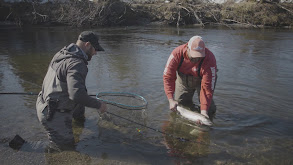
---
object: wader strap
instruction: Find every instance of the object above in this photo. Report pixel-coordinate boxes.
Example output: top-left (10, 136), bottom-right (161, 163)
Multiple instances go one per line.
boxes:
top-left (177, 54), bottom-right (187, 86)
top-left (177, 54), bottom-right (184, 71)
top-left (197, 57), bottom-right (205, 79)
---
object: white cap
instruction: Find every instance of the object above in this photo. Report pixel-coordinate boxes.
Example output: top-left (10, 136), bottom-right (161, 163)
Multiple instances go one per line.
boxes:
top-left (188, 36), bottom-right (206, 58)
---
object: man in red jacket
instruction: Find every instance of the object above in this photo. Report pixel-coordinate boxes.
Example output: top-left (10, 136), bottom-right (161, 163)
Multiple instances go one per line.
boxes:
top-left (163, 36), bottom-right (217, 119)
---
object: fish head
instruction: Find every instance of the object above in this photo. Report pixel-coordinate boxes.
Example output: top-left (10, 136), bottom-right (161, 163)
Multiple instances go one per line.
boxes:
top-left (201, 117), bottom-right (213, 126)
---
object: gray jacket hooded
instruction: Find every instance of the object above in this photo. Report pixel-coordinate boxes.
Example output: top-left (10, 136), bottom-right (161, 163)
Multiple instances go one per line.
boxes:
top-left (36, 43), bottom-right (101, 113)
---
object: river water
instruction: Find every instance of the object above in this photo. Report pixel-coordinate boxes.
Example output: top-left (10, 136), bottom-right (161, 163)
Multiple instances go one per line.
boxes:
top-left (0, 25), bottom-right (292, 165)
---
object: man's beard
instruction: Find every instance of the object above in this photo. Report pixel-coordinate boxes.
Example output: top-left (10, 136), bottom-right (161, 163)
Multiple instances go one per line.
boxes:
top-left (188, 54), bottom-right (199, 63)
top-left (190, 58), bottom-right (199, 63)
top-left (87, 55), bottom-right (92, 61)
top-left (86, 49), bottom-right (92, 61)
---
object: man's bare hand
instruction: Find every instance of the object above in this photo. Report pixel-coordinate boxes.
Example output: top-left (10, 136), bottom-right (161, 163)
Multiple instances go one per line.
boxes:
top-left (168, 99), bottom-right (178, 112)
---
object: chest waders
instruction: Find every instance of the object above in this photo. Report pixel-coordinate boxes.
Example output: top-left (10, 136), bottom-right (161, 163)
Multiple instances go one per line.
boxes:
top-left (36, 50), bottom-right (85, 151)
top-left (174, 54), bottom-right (204, 111)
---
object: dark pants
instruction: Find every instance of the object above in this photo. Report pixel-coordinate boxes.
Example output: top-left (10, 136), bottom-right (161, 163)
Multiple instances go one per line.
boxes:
top-left (37, 104), bottom-right (85, 151)
top-left (174, 72), bottom-right (217, 118)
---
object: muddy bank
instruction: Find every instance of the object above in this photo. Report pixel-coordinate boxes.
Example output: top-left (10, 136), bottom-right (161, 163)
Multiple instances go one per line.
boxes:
top-left (0, 0), bottom-right (293, 28)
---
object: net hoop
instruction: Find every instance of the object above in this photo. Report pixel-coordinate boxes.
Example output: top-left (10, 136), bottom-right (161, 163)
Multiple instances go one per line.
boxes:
top-left (96, 92), bottom-right (148, 110)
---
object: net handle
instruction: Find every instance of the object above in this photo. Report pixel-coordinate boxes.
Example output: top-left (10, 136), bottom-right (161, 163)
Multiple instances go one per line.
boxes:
top-left (96, 92), bottom-right (148, 110)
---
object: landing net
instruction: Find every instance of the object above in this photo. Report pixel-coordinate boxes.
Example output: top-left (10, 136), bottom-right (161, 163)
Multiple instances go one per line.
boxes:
top-left (96, 92), bottom-right (147, 110)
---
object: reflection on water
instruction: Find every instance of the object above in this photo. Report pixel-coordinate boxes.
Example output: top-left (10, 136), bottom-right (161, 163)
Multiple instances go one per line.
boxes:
top-left (0, 26), bottom-right (293, 164)
top-left (162, 112), bottom-right (211, 164)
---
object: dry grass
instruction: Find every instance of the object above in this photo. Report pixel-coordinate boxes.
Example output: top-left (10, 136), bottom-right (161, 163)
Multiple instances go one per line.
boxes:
top-left (221, 1), bottom-right (293, 27)
top-left (1, 0), bottom-right (293, 28)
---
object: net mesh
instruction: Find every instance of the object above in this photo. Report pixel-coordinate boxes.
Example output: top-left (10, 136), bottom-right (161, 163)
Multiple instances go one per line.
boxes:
top-left (96, 92), bottom-right (147, 110)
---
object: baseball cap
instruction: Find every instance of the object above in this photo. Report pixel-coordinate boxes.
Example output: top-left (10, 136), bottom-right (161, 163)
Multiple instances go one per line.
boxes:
top-left (187, 36), bottom-right (205, 58)
top-left (79, 31), bottom-right (104, 51)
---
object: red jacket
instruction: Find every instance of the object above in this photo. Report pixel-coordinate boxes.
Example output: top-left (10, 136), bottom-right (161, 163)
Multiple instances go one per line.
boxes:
top-left (163, 43), bottom-right (217, 111)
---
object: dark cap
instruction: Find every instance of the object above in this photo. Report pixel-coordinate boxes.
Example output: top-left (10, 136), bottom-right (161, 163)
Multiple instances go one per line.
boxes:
top-left (78, 31), bottom-right (104, 51)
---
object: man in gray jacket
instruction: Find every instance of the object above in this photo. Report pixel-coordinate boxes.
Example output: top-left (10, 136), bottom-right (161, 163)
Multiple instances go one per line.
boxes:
top-left (36, 31), bottom-right (107, 151)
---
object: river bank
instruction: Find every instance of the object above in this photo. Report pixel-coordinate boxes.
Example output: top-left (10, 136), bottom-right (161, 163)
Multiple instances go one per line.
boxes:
top-left (0, 0), bottom-right (293, 28)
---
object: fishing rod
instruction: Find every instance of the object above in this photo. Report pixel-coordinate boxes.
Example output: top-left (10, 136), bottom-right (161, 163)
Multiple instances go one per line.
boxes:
top-left (0, 91), bottom-right (214, 146)
top-left (0, 92), bottom-right (96, 97)
top-left (0, 92), bottom-right (38, 95)
top-left (0, 92), bottom-right (170, 136)
top-left (104, 110), bottom-right (189, 142)
top-left (104, 110), bottom-right (221, 148)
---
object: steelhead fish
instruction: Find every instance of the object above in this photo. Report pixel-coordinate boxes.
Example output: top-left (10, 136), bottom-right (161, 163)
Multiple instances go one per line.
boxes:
top-left (176, 106), bottom-right (213, 126)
